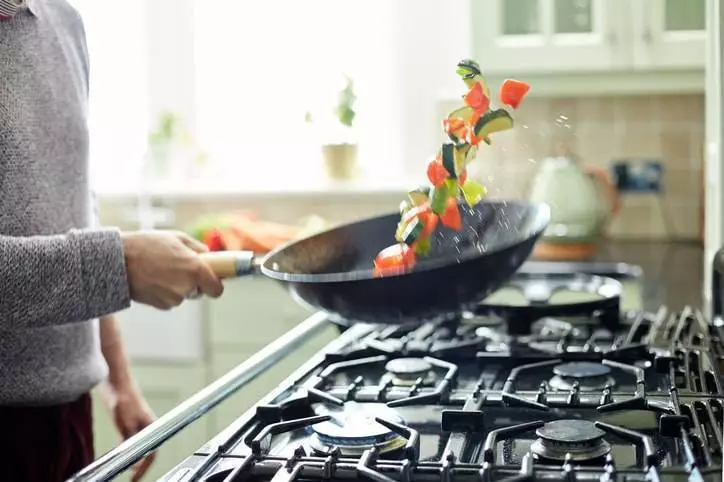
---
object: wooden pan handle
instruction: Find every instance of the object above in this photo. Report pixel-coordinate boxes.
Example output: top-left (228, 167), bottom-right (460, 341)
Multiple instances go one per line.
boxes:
top-left (199, 251), bottom-right (258, 279)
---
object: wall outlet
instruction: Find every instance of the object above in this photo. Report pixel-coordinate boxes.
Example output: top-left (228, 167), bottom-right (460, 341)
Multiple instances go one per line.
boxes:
top-left (610, 159), bottom-right (664, 193)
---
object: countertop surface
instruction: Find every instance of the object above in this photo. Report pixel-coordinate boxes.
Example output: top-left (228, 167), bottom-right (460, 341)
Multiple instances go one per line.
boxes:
top-left (587, 240), bottom-right (705, 314)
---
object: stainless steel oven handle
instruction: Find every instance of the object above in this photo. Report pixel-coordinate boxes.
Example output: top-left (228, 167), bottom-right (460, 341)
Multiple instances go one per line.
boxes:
top-left (712, 246), bottom-right (724, 321)
top-left (65, 311), bottom-right (331, 482)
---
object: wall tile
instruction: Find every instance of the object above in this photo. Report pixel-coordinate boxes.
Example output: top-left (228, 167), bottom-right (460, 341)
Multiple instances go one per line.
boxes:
top-left (661, 126), bottom-right (694, 167)
top-left (616, 95), bottom-right (655, 123)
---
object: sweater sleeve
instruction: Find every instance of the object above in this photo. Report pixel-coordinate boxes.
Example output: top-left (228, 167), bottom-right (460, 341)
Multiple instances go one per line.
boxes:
top-left (0, 228), bottom-right (131, 328)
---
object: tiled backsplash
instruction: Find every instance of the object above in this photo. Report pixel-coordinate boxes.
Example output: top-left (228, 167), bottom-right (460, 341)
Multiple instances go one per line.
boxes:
top-left (437, 94), bottom-right (705, 241)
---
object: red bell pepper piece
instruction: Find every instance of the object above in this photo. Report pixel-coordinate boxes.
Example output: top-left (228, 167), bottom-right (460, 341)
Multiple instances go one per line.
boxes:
top-left (373, 243), bottom-right (417, 276)
top-left (464, 82), bottom-right (491, 113)
top-left (499, 79), bottom-right (530, 109)
top-left (443, 117), bottom-right (469, 142)
top-left (440, 198), bottom-right (462, 230)
top-left (426, 160), bottom-right (450, 186)
top-left (203, 229), bottom-right (226, 251)
top-left (459, 169), bottom-right (468, 186)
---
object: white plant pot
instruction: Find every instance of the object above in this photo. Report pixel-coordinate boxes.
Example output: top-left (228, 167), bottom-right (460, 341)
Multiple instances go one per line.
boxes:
top-left (322, 143), bottom-right (358, 180)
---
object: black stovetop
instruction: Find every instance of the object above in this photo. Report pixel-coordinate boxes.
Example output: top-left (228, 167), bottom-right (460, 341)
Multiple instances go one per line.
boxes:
top-left (161, 272), bottom-right (724, 482)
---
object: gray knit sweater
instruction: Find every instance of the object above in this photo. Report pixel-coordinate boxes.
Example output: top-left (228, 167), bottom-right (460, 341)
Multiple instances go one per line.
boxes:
top-left (0, 0), bottom-right (131, 405)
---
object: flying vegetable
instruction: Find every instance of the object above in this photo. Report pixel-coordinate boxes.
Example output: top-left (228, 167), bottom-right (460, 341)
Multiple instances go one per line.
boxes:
top-left (373, 59), bottom-right (530, 276)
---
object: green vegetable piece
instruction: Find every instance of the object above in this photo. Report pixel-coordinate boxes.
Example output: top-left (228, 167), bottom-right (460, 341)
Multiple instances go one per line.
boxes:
top-left (395, 218), bottom-right (408, 243)
top-left (430, 183), bottom-right (450, 214)
top-left (440, 143), bottom-right (457, 179)
top-left (407, 186), bottom-right (431, 206)
top-left (463, 145), bottom-right (478, 167)
top-left (447, 105), bottom-right (475, 122)
top-left (461, 179), bottom-right (487, 206)
top-left (453, 145), bottom-right (468, 175)
top-left (414, 236), bottom-right (432, 256)
top-left (399, 199), bottom-right (412, 214)
top-left (401, 217), bottom-right (423, 246)
top-left (444, 178), bottom-right (459, 198)
top-left (473, 108), bottom-right (514, 139)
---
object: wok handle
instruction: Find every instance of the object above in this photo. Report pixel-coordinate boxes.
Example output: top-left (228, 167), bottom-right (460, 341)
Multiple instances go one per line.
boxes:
top-left (199, 251), bottom-right (259, 278)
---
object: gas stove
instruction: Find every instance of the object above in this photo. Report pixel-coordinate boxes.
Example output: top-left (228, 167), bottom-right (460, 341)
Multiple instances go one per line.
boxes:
top-left (159, 262), bottom-right (724, 482)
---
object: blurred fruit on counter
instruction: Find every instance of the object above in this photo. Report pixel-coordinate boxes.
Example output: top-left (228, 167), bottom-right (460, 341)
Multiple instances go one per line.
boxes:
top-left (187, 211), bottom-right (329, 254)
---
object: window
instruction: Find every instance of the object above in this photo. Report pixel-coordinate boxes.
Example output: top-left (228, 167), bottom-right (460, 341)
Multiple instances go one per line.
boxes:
top-left (192, 0), bottom-right (405, 188)
top-left (72, 0), bottom-right (409, 194)
top-left (68, 0), bottom-right (149, 192)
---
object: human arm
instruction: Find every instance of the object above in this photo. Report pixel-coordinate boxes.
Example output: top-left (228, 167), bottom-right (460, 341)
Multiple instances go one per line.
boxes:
top-left (99, 314), bottom-right (156, 481)
top-left (0, 229), bottom-right (131, 328)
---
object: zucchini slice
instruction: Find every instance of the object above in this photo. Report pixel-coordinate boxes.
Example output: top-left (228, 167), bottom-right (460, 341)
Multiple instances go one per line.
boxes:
top-left (473, 108), bottom-right (513, 139)
top-left (430, 183), bottom-right (451, 214)
top-left (440, 143), bottom-right (457, 179)
top-left (401, 217), bottom-right (424, 246)
top-left (456, 59), bottom-right (481, 79)
top-left (399, 199), bottom-right (412, 215)
top-left (407, 186), bottom-right (431, 206)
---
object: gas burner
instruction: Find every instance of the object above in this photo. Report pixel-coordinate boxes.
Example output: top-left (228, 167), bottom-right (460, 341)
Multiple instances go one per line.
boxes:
top-left (548, 362), bottom-right (615, 391)
top-left (475, 273), bottom-right (622, 335)
top-left (383, 357), bottom-right (436, 386)
top-left (308, 403), bottom-right (407, 456)
top-left (530, 419), bottom-right (611, 462)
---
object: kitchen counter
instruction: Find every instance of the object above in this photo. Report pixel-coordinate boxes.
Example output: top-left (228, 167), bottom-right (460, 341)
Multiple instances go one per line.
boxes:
top-left (586, 240), bottom-right (705, 313)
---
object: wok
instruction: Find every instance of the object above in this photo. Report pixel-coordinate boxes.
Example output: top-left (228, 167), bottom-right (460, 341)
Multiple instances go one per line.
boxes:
top-left (198, 200), bottom-right (551, 325)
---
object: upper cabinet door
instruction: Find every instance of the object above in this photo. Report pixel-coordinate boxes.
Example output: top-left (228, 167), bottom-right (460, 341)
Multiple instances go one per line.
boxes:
top-left (632, 0), bottom-right (706, 70)
top-left (472, 0), bottom-right (631, 74)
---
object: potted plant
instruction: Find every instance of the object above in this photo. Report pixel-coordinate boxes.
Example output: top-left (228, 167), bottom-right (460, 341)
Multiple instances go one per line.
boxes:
top-left (146, 111), bottom-right (209, 181)
top-left (306, 75), bottom-right (358, 181)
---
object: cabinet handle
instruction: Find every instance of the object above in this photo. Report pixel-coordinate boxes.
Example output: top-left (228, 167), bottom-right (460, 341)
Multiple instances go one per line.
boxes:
top-left (642, 29), bottom-right (652, 44)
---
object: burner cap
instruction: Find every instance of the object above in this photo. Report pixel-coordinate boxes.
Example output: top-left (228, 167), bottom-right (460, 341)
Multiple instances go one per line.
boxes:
top-left (531, 419), bottom-right (611, 462)
top-left (549, 362), bottom-right (615, 392)
top-left (536, 419), bottom-right (604, 443)
top-left (385, 358), bottom-right (432, 376)
top-left (552, 362), bottom-right (611, 379)
top-left (310, 403), bottom-right (405, 456)
top-left (384, 358), bottom-right (435, 386)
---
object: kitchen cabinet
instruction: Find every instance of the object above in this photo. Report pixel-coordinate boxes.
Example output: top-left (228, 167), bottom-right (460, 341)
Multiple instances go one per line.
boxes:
top-left (473, 0), bottom-right (630, 74)
top-left (633, 0), bottom-right (707, 70)
top-left (472, 0), bottom-right (706, 95)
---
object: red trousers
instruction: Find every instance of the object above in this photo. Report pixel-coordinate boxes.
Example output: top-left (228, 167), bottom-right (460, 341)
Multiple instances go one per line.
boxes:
top-left (0, 393), bottom-right (94, 482)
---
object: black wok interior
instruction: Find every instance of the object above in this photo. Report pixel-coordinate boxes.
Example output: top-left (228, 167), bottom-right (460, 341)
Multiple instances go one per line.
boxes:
top-left (260, 200), bottom-right (550, 324)
top-left (262, 200), bottom-right (550, 280)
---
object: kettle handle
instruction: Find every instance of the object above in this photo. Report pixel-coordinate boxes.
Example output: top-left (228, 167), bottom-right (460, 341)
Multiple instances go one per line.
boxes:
top-left (583, 164), bottom-right (621, 216)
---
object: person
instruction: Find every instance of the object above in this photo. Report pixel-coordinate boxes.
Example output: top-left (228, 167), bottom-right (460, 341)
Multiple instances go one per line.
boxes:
top-left (0, 0), bottom-right (226, 480)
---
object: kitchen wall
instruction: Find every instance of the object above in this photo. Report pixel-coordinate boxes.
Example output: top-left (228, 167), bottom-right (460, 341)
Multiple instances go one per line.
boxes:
top-left (438, 93), bottom-right (705, 241)
top-left (97, 93), bottom-right (705, 242)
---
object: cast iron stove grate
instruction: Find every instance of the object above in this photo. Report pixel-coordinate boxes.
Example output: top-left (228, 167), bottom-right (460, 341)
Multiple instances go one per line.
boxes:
top-left (161, 300), bottom-right (724, 482)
